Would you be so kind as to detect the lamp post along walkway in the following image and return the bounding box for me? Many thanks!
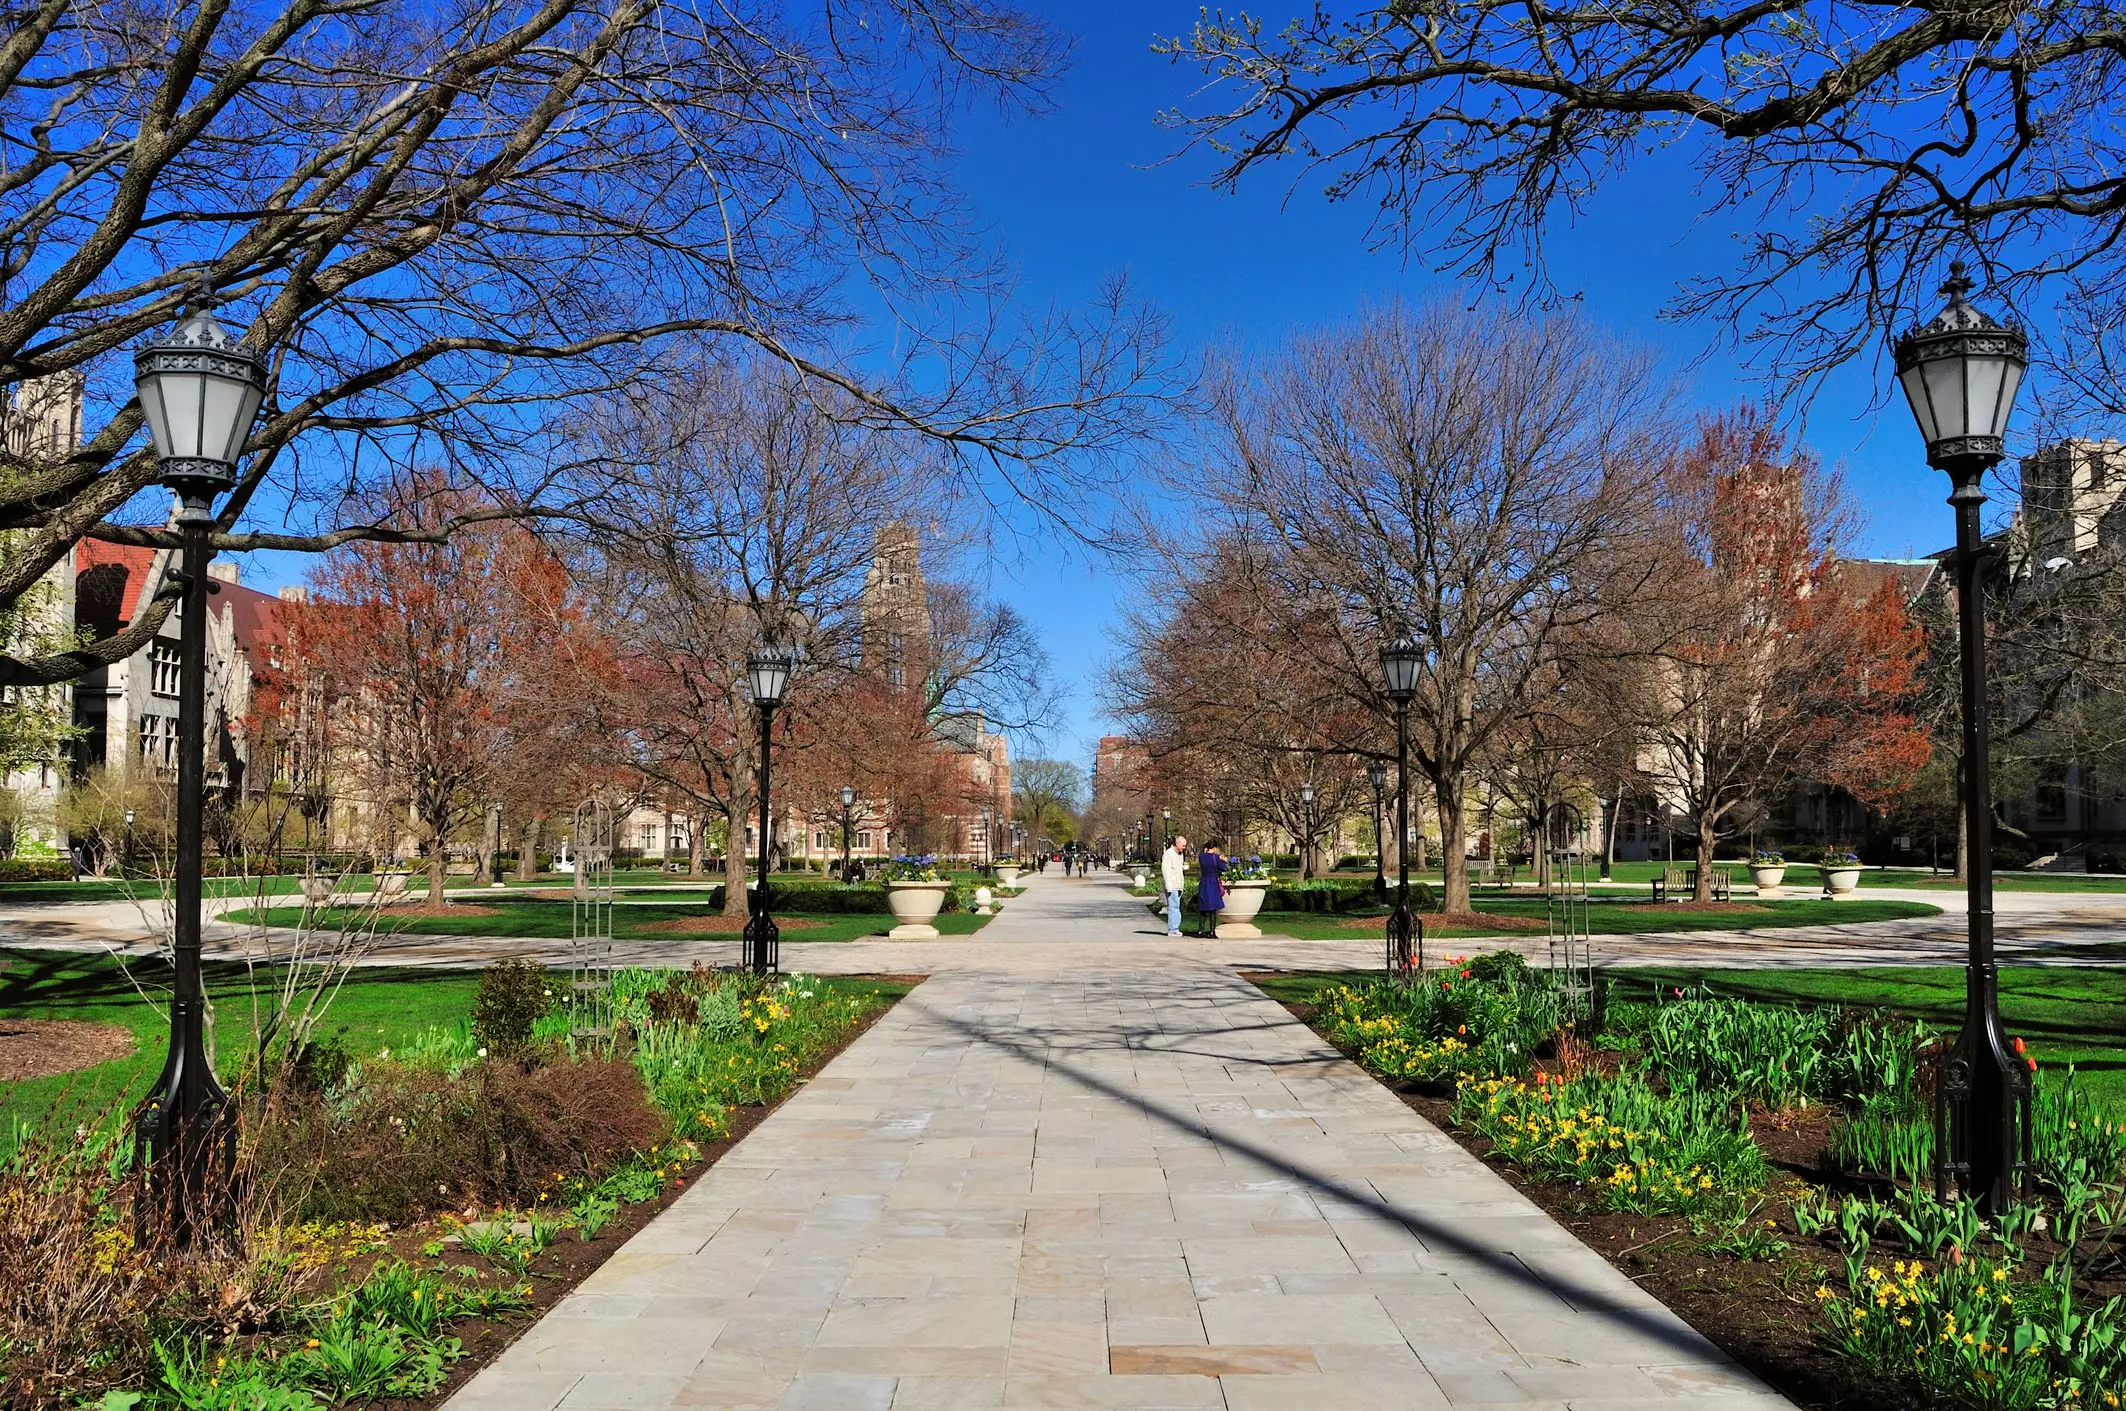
[1895,261,2033,1213]
[131,311,269,1245]
[742,643,794,976]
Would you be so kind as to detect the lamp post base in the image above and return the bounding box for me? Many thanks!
[742,910,779,975]
[1935,991,2031,1213]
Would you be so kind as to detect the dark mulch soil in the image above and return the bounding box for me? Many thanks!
[638,914,825,934]
[370,975,923,1411]
[0,1018,136,1080]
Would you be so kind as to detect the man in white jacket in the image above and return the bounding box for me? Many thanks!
[1161,836,1188,937]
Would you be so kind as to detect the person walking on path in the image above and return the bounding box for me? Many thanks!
[1160,835,1188,936]
[1195,839,1228,938]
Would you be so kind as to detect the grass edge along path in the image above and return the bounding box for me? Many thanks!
[1240,895,1943,939]
[220,900,997,943]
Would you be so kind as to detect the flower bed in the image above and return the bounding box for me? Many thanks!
[0,963,911,1409]
[1277,959,2126,1409]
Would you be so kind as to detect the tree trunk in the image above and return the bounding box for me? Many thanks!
[516,814,542,880]
[1436,772,1470,913]
[1694,813,1717,902]
[426,831,448,905]
[689,814,706,878]
[1956,795,1969,883]
[1603,795,1618,879]
[721,799,749,918]
[1412,800,1428,872]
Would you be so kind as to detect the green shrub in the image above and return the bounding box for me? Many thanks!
[0,858,73,881]
[470,959,554,1056]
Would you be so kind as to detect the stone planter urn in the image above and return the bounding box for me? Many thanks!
[1213,880,1271,939]
[300,874,336,906]
[886,880,951,939]
[374,872,411,904]
[996,864,1021,887]
[1748,863,1786,896]
[1823,864,1863,896]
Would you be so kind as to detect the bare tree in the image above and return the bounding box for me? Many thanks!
[1011,759,1084,844]
[591,357,919,914]
[0,0,1170,688]
[1202,300,1673,912]
[1161,0,2126,400]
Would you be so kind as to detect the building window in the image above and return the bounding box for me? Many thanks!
[643,824,657,849]
[149,641,181,697]
[857,830,872,850]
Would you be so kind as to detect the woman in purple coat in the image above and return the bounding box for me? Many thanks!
[1194,840,1228,937]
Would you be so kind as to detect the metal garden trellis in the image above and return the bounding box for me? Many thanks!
[569,797,616,1041]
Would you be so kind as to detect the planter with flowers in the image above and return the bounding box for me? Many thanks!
[885,856,951,938]
[995,860,1022,888]
[1214,856,1276,939]
[1820,849,1863,897]
[1748,850,1787,896]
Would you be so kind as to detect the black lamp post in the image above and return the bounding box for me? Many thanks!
[130,310,269,1245]
[1299,782,1318,879]
[1379,634,1423,976]
[742,642,795,975]
[1367,763,1388,898]
[124,808,137,879]
[1896,261,2031,1214]
[839,785,855,883]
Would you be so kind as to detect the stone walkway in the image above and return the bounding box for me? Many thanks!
[442,876,1791,1410]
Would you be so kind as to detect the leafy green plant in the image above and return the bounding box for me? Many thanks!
[1706,1205,1791,1261]
[1829,1095,1935,1184]
[573,1194,617,1240]
[1792,1188,1838,1238]
[153,1340,321,1410]
[2032,1066,2126,1187]
[470,959,554,1057]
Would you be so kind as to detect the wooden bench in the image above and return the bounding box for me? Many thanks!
[1482,860,1517,891]
[1650,866,1686,901]
[1686,866,1734,901]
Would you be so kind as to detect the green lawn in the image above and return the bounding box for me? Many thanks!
[1609,964,2126,1114]
[1263,859,2126,892]
[1251,962,2126,1115]
[224,898,995,942]
[1246,895,1941,939]
[0,948,919,1148]
[0,947,479,1136]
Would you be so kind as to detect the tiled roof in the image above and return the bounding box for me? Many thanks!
[1835,557,1939,603]
[74,540,161,634]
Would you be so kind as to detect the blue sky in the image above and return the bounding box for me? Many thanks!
[236,0,1987,779]
[956,0,1965,773]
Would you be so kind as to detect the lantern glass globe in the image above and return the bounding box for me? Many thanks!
[1893,261,2027,472]
[745,643,794,706]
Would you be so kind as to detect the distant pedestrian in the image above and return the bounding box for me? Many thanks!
[1161,834,1188,937]
[1195,839,1228,938]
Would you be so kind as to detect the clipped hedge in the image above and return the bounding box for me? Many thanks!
[1263,877,1437,912]
[0,859,73,881]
